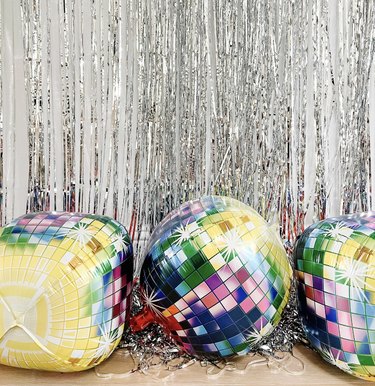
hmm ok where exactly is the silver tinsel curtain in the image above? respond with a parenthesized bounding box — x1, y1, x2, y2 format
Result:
(0, 0, 374, 265)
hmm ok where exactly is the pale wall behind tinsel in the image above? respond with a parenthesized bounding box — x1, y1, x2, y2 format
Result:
(0, 0, 374, 268)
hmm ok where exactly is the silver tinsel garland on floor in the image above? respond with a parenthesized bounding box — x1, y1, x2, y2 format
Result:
(0, 0, 374, 366)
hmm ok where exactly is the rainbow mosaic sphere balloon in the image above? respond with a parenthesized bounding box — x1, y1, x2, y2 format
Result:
(295, 213, 375, 381)
(137, 196, 292, 358)
(0, 212, 133, 372)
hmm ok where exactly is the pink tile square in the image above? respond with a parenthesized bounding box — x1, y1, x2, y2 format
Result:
(228, 257, 241, 273)
(104, 282, 114, 297)
(202, 292, 219, 308)
(114, 290, 121, 305)
(336, 296, 350, 312)
(339, 325, 353, 340)
(251, 288, 264, 304)
(225, 276, 240, 292)
(341, 339, 356, 353)
(240, 297, 255, 313)
(221, 294, 237, 311)
(352, 314, 366, 329)
(258, 297, 270, 313)
(324, 293, 336, 308)
(175, 312, 185, 322)
(327, 321, 339, 336)
(194, 282, 211, 298)
(175, 298, 188, 311)
(337, 311, 352, 326)
(242, 277, 257, 295)
(113, 266, 122, 280)
(213, 284, 230, 300)
(253, 270, 264, 284)
(324, 279, 336, 294)
(25, 225, 36, 233)
(104, 294, 114, 308)
(304, 273, 313, 287)
(315, 302, 325, 318)
(114, 278, 122, 292)
(314, 289, 324, 304)
(335, 283, 349, 298)
(217, 266, 233, 281)
(337, 310, 352, 326)
(235, 267, 249, 284)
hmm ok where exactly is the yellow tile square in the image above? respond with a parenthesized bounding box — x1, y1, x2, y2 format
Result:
(366, 277, 375, 291)
(323, 265, 335, 280)
(210, 254, 226, 270)
(206, 225, 222, 239)
(202, 243, 219, 259)
(324, 252, 337, 267)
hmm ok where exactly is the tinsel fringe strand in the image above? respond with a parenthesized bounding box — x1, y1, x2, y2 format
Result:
(0, 0, 374, 269)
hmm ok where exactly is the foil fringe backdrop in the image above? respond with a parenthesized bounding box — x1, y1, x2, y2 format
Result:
(0, 0, 374, 270)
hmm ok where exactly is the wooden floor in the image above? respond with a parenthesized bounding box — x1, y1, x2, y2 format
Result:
(0, 344, 371, 385)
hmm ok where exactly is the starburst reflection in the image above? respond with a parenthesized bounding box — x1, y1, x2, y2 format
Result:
(68, 223, 94, 247)
(324, 221, 350, 241)
(336, 256, 374, 302)
(112, 232, 129, 252)
(143, 287, 166, 316)
(173, 222, 193, 246)
(321, 346, 352, 373)
(245, 321, 273, 347)
(216, 228, 247, 262)
(90, 324, 122, 360)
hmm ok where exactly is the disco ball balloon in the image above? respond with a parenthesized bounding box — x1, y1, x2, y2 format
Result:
(131, 196, 292, 358)
(0, 212, 133, 371)
(295, 213, 375, 380)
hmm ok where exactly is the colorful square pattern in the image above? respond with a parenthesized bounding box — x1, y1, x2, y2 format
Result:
(140, 196, 292, 358)
(0, 212, 133, 372)
(295, 213, 375, 380)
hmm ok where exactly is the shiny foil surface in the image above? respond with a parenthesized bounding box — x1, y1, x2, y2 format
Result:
(0, 212, 133, 371)
(0, 1, 374, 264)
(295, 213, 375, 380)
(138, 196, 292, 358)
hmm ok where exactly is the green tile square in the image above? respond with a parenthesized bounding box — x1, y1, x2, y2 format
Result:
(199, 262, 216, 279)
(161, 239, 171, 252)
(185, 271, 203, 288)
(303, 249, 313, 261)
(190, 252, 206, 268)
(234, 342, 248, 353)
(357, 354, 374, 366)
(273, 294, 283, 309)
(303, 260, 313, 274)
(297, 260, 304, 270)
(178, 260, 195, 278)
(312, 263, 323, 277)
(182, 243, 198, 258)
